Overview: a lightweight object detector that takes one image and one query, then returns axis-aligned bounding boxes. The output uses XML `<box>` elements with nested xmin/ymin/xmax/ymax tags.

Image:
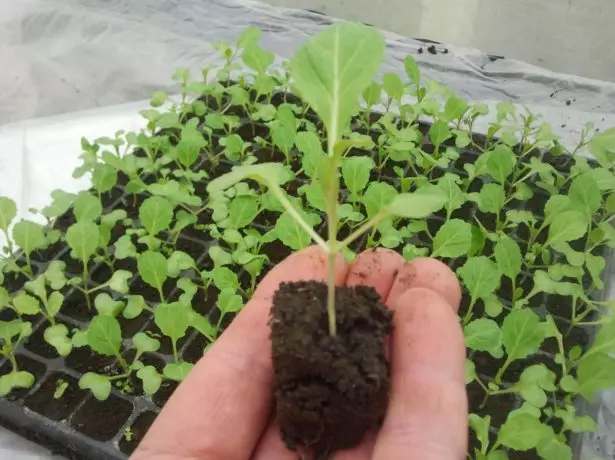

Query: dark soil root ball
<box><xmin>270</xmin><ymin>280</ymin><xmax>393</xmax><ymax>457</ymax></box>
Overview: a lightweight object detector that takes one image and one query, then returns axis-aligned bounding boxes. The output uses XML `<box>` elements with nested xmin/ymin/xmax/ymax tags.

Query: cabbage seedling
<box><xmin>208</xmin><ymin>22</ymin><xmax>447</xmax><ymax>335</ymax></box>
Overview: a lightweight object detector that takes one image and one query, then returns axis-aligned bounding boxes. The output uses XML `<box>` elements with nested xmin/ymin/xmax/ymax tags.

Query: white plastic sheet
<box><xmin>1</xmin><ymin>0</ymin><xmax>615</xmax><ymax>459</ymax></box>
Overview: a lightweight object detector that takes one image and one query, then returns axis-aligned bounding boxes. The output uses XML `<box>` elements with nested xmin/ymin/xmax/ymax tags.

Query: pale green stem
<box><xmin>269</xmin><ymin>185</ymin><xmax>328</xmax><ymax>251</ymax></box>
<box><xmin>336</xmin><ymin>211</ymin><xmax>387</xmax><ymax>252</ymax></box>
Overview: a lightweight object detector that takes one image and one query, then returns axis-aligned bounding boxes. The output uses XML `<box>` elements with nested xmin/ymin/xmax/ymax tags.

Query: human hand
<box><xmin>132</xmin><ymin>246</ymin><xmax>467</xmax><ymax>460</ymax></box>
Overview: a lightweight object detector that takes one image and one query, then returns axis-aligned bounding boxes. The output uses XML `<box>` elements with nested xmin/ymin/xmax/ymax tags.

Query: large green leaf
<box><xmin>0</xmin><ymin>196</ymin><xmax>17</xmax><ymax>231</ymax></box>
<box><xmin>501</xmin><ymin>309</ymin><xmax>545</xmax><ymax>362</ymax></box>
<box><xmin>12</xmin><ymin>220</ymin><xmax>46</xmax><ymax>255</ymax></box>
<box><xmin>497</xmin><ymin>413</ymin><xmax>551</xmax><ymax>451</ymax></box>
<box><xmin>66</xmin><ymin>221</ymin><xmax>100</xmax><ymax>261</ymax></box>
<box><xmin>87</xmin><ymin>315</ymin><xmax>122</xmax><ymax>356</ymax></box>
<box><xmin>457</xmin><ymin>256</ymin><xmax>500</xmax><ymax>302</ymax></box>
<box><xmin>432</xmin><ymin>219</ymin><xmax>472</xmax><ymax>258</ymax></box>
<box><xmin>137</xmin><ymin>251</ymin><xmax>168</xmax><ymax>292</ymax></box>
<box><xmin>494</xmin><ymin>236</ymin><xmax>522</xmax><ymax>280</ymax></box>
<box><xmin>139</xmin><ymin>196</ymin><xmax>174</xmax><ymax>236</ymax></box>
<box><xmin>289</xmin><ymin>22</ymin><xmax>385</xmax><ymax>150</ymax></box>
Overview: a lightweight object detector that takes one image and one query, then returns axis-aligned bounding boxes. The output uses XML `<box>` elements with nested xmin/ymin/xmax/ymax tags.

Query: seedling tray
<box><xmin>0</xmin><ymin>108</ymin><xmax>603</xmax><ymax>459</ymax></box>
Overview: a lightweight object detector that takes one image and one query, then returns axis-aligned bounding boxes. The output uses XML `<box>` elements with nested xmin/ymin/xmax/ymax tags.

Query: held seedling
<box><xmin>208</xmin><ymin>23</ymin><xmax>447</xmax><ymax>335</ymax></box>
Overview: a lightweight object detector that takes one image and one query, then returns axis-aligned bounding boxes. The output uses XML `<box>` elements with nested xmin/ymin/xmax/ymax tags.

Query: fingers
<box><xmin>132</xmin><ymin>246</ymin><xmax>349</xmax><ymax>460</ymax></box>
<box><xmin>387</xmin><ymin>257</ymin><xmax>462</xmax><ymax>311</ymax></box>
<box><xmin>345</xmin><ymin>248</ymin><xmax>405</xmax><ymax>301</ymax></box>
<box><xmin>252</xmin><ymin>420</ymin><xmax>296</xmax><ymax>460</ymax></box>
<box><xmin>373</xmin><ymin>258</ymin><xmax>467</xmax><ymax>460</ymax></box>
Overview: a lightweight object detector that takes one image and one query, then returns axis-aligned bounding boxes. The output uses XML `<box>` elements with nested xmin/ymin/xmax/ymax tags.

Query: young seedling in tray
<box><xmin>207</xmin><ymin>22</ymin><xmax>448</xmax><ymax>456</ymax></box>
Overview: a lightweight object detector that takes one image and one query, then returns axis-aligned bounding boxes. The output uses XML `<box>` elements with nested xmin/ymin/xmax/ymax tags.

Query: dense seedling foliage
<box><xmin>1</xmin><ymin>23</ymin><xmax>615</xmax><ymax>459</ymax></box>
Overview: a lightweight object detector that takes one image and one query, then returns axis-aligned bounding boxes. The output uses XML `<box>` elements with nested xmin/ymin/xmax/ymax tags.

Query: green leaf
<box><xmin>274</xmin><ymin>211</ymin><xmax>313</xmax><ymax>251</ymax></box>
<box><xmin>444</xmin><ymin>96</ymin><xmax>468</xmax><ymax>122</ymax></box>
<box><xmin>494</xmin><ymin>236</ymin><xmax>522</xmax><ymax>280</ymax></box>
<box><xmin>464</xmin><ymin>318</ymin><xmax>503</xmax><ymax>358</ymax></box>
<box><xmin>136</xmin><ymin>366</ymin><xmax>162</xmax><ymax>395</ymax></box>
<box><xmin>42</xmin><ymin>190</ymin><xmax>76</xmax><ymax>219</ymax></box>
<box><xmin>207</xmin><ymin>163</ymin><xmax>292</xmax><ymax>195</ymax></box>
<box><xmin>582</xmin><ymin>320</ymin><xmax>615</xmax><ymax>362</ymax></box>
<box><xmin>486</xmin><ymin>145</ymin><xmax>515</xmax><ymax>184</ymax></box>
<box><xmin>47</xmin><ymin>292</ymin><xmax>64</xmax><ymax>315</ymax></box>
<box><xmin>501</xmin><ymin>309</ymin><xmax>545</xmax><ymax>362</ymax></box>
<box><xmin>123</xmin><ymin>295</ymin><xmax>147</xmax><ymax>319</ymax></box>
<box><xmin>79</xmin><ymin>373</ymin><xmax>111</xmax><ymax>401</ymax></box>
<box><xmin>242</xmin><ymin>43</ymin><xmax>274</xmax><ymax>75</ymax></box>
<box><xmin>457</xmin><ymin>256</ymin><xmax>500</xmax><ymax>302</ymax></box>
<box><xmin>211</xmin><ymin>267</ymin><xmax>240</xmax><ymax>291</ymax></box>
<box><xmin>588</xmin><ymin>128</ymin><xmax>615</xmax><ymax>169</ymax></box>
<box><xmin>133</xmin><ymin>332</ymin><xmax>160</xmax><ymax>353</ymax></box>
<box><xmin>74</xmin><ymin>192</ymin><xmax>102</xmax><ymax>222</ymax></box>
<box><xmin>91</xmin><ymin>164</ymin><xmax>118</xmax><ymax>193</ymax></box>
<box><xmin>404</xmin><ymin>55</ymin><xmax>421</xmax><ymax>87</ymax></box>
<box><xmin>428</xmin><ymin>120</ymin><xmax>452</xmax><ymax>147</ymax></box>
<box><xmin>44</xmin><ymin>324</ymin><xmax>72</xmax><ymax>357</ymax></box>
<box><xmin>163</xmin><ymin>362</ymin><xmax>194</xmax><ymax>382</ymax></box>
<box><xmin>468</xmin><ymin>413</ymin><xmax>491</xmax><ymax>453</ymax></box>
<box><xmin>569</xmin><ymin>173</ymin><xmax>601</xmax><ymax>217</ymax></box>
<box><xmin>295</xmin><ymin>131</ymin><xmax>324</xmax><ymax>178</ymax></box>
<box><xmin>139</xmin><ymin>196</ymin><xmax>173</xmax><ymax>236</ymax></box>
<box><xmin>474</xmin><ymin>184</ymin><xmax>505</xmax><ymax>214</ymax></box>
<box><xmin>13</xmin><ymin>292</ymin><xmax>41</xmax><ymax>315</ymax></box>
<box><xmin>167</xmin><ymin>251</ymin><xmax>195</xmax><ymax>278</ymax></box>
<box><xmin>383</xmin><ymin>72</ymin><xmax>403</xmax><ymax>101</ymax></box>
<box><xmin>363</xmin><ymin>182</ymin><xmax>397</xmax><ymax>219</ymax></box>
<box><xmin>45</xmin><ymin>261</ymin><xmax>67</xmax><ymax>290</ymax></box>
<box><xmin>209</xmin><ymin>246</ymin><xmax>233</xmax><ymax>267</ymax></box>
<box><xmin>362</xmin><ymin>81</ymin><xmax>381</xmax><ymax>106</ymax></box>
<box><xmin>178</xmin><ymin>119</ymin><xmax>207</xmax><ymax>168</ymax></box>
<box><xmin>218</xmin><ymin>289</ymin><xmax>244</xmax><ymax>314</ymax></box>
<box><xmin>341</xmin><ymin>156</ymin><xmax>374</xmax><ymax>196</ymax></box>
<box><xmin>155</xmin><ymin>302</ymin><xmax>190</xmax><ymax>344</ymax></box>
<box><xmin>387</xmin><ymin>186</ymin><xmax>447</xmax><ymax>219</ymax></box>
<box><xmin>0</xmin><ymin>371</ymin><xmax>35</xmax><ymax>396</ymax></box>
<box><xmin>547</xmin><ymin>211</ymin><xmax>587</xmax><ymax>245</ymax></box>
<box><xmin>114</xmin><ymin>235</ymin><xmax>137</xmax><ymax>260</ymax></box>
<box><xmin>432</xmin><ymin>219</ymin><xmax>472</xmax><ymax>258</ymax></box>
<box><xmin>290</xmin><ymin>22</ymin><xmax>385</xmax><ymax>150</ymax></box>
<box><xmin>537</xmin><ymin>437</ymin><xmax>572</xmax><ymax>460</ymax></box>
<box><xmin>0</xmin><ymin>196</ymin><xmax>17</xmax><ymax>231</ymax></box>
<box><xmin>13</xmin><ymin>220</ymin><xmax>47</xmax><ymax>255</ymax></box>
<box><xmin>87</xmin><ymin>315</ymin><xmax>122</xmax><ymax>356</ymax></box>
<box><xmin>94</xmin><ymin>293</ymin><xmax>124</xmax><ymax>316</ymax></box>
<box><xmin>137</xmin><ymin>251</ymin><xmax>168</xmax><ymax>292</ymax></box>
<box><xmin>108</xmin><ymin>270</ymin><xmax>132</xmax><ymax>295</ymax></box>
<box><xmin>437</xmin><ymin>174</ymin><xmax>465</xmax><ymax>217</ymax></box>
<box><xmin>586</xmin><ymin>253</ymin><xmax>605</xmax><ymax>289</ymax></box>
<box><xmin>497</xmin><ymin>413</ymin><xmax>551</xmax><ymax>451</ymax></box>
<box><xmin>517</xmin><ymin>364</ymin><xmax>557</xmax><ymax>408</ymax></box>
<box><xmin>0</xmin><ymin>319</ymin><xmax>30</xmax><ymax>342</ymax></box>
<box><xmin>228</xmin><ymin>195</ymin><xmax>259</xmax><ymax>229</ymax></box>
<box><xmin>150</xmin><ymin>90</ymin><xmax>167</xmax><ymax>107</ymax></box>
<box><xmin>66</xmin><ymin>221</ymin><xmax>99</xmax><ymax>261</ymax></box>
<box><xmin>484</xmin><ymin>294</ymin><xmax>504</xmax><ymax>317</ymax></box>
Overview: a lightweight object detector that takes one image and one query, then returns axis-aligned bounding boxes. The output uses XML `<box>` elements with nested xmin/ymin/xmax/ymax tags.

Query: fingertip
<box><xmin>346</xmin><ymin>248</ymin><xmax>405</xmax><ymax>301</ymax></box>
<box><xmin>387</xmin><ymin>257</ymin><xmax>461</xmax><ymax>312</ymax></box>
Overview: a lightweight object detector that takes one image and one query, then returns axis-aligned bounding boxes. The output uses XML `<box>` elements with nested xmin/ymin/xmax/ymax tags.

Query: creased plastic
<box><xmin>1</xmin><ymin>0</ymin><xmax>615</xmax><ymax>459</ymax></box>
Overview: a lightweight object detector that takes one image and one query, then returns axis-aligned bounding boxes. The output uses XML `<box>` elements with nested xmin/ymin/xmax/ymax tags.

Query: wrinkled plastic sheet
<box><xmin>1</xmin><ymin>0</ymin><xmax>615</xmax><ymax>459</ymax></box>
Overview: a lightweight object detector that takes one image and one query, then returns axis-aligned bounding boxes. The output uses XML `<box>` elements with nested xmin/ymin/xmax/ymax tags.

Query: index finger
<box><xmin>373</xmin><ymin>258</ymin><xmax>467</xmax><ymax>460</ymax></box>
<box><xmin>132</xmin><ymin>246</ymin><xmax>349</xmax><ymax>460</ymax></box>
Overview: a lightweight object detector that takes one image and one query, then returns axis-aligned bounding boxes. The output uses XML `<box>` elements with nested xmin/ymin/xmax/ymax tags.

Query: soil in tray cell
<box><xmin>119</xmin><ymin>410</ymin><xmax>159</xmax><ymax>455</ymax></box>
<box><xmin>261</xmin><ymin>239</ymin><xmax>293</xmax><ymax>265</ymax></box>
<box><xmin>3</xmin><ymin>270</ymin><xmax>34</xmax><ymax>294</ymax></box>
<box><xmin>270</xmin><ymin>281</ymin><xmax>391</xmax><ymax>456</ymax></box>
<box><xmin>466</xmin><ymin>380</ymin><xmax>520</xmax><ymax>429</ymax></box>
<box><xmin>152</xmin><ymin>379</ymin><xmax>179</xmax><ymax>409</ymax></box>
<box><xmin>60</xmin><ymin>290</ymin><xmax>98</xmax><ymax>323</ymax></box>
<box><xmin>70</xmin><ymin>393</ymin><xmax>133</xmax><ymax>442</ymax></box>
<box><xmin>174</xmin><ymin>236</ymin><xmax>208</xmax><ymax>257</ymax></box>
<box><xmin>129</xmin><ymin>276</ymin><xmax>179</xmax><ymax>304</ymax></box>
<box><xmin>30</xmin><ymin>241</ymin><xmax>66</xmax><ymax>264</ymax></box>
<box><xmin>24</xmin><ymin>372</ymin><xmax>86</xmax><ymax>422</ymax></box>
<box><xmin>0</xmin><ymin>355</ymin><xmax>47</xmax><ymax>401</ymax></box>
<box><xmin>65</xmin><ymin>347</ymin><xmax>116</xmax><ymax>375</ymax></box>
